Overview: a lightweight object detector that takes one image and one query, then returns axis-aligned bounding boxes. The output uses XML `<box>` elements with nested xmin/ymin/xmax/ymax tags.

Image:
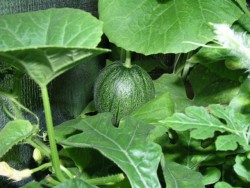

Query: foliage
<box><xmin>0</xmin><ymin>1</ymin><xmax>250</xmax><ymax>188</ymax></box>
<box><xmin>98</xmin><ymin>0</ymin><xmax>242</xmax><ymax>55</ymax></box>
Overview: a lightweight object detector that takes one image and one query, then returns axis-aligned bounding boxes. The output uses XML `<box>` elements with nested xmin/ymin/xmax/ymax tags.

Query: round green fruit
<box><xmin>94</xmin><ymin>61</ymin><xmax>155</xmax><ymax>124</ymax></box>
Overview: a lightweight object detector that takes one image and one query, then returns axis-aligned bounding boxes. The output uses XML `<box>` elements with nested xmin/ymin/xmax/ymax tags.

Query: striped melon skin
<box><xmin>94</xmin><ymin>61</ymin><xmax>155</xmax><ymax>124</ymax></box>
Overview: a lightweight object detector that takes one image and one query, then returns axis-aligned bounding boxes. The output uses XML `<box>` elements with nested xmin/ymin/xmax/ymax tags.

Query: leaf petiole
<box><xmin>40</xmin><ymin>85</ymin><xmax>66</xmax><ymax>182</ymax></box>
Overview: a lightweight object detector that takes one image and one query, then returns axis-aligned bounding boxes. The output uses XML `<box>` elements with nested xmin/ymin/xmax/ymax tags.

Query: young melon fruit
<box><xmin>94</xmin><ymin>61</ymin><xmax>155</xmax><ymax>124</ymax></box>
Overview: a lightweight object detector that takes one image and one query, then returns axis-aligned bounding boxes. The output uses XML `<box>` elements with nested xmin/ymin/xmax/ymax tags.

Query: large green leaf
<box><xmin>0</xmin><ymin>8</ymin><xmax>101</xmax><ymax>49</ymax></box>
<box><xmin>98</xmin><ymin>0</ymin><xmax>242</xmax><ymax>55</ymax></box>
<box><xmin>59</xmin><ymin>113</ymin><xmax>162</xmax><ymax>188</ymax></box>
<box><xmin>0</xmin><ymin>120</ymin><xmax>33</xmax><ymax>158</ymax></box>
<box><xmin>163</xmin><ymin>104</ymin><xmax>250</xmax><ymax>151</ymax></box>
<box><xmin>161</xmin><ymin>157</ymin><xmax>205</xmax><ymax>188</ymax></box>
<box><xmin>0</xmin><ymin>8</ymin><xmax>108</xmax><ymax>86</ymax></box>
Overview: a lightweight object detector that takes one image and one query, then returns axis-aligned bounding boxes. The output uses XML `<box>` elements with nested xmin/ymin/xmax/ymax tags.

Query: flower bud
<box><xmin>33</xmin><ymin>148</ymin><xmax>45</xmax><ymax>164</ymax></box>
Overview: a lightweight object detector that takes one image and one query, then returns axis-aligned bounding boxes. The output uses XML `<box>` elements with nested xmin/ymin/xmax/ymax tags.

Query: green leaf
<box><xmin>188</xmin><ymin>48</ymin><xmax>245</xmax><ymax>79</ymax></box>
<box><xmin>0</xmin><ymin>8</ymin><xmax>102</xmax><ymax>50</ymax></box>
<box><xmin>154</xmin><ymin>74</ymin><xmax>192</xmax><ymax>112</ymax></box>
<box><xmin>229</xmin><ymin>78</ymin><xmax>250</xmax><ymax>114</ymax></box>
<box><xmin>131</xmin><ymin>92</ymin><xmax>174</xmax><ymax>124</ymax></box>
<box><xmin>54</xmin><ymin>179</ymin><xmax>98</xmax><ymax>188</ymax></box>
<box><xmin>161</xmin><ymin>157</ymin><xmax>205</xmax><ymax>188</ymax></box>
<box><xmin>215</xmin><ymin>135</ymin><xmax>240</xmax><ymax>151</ymax></box>
<box><xmin>54</xmin><ymin>118</ymin><xmax>82</xmax><ymax>141</ymax></box>
<box><xmin>189</xmin><ymin>65</ymin><xmax>241</xmax><ymax>106</ymax></box>
<box><xmin>233</xmin><ymin>155</ymin><xmax>250</xmax><ymax>182</ymax></box>
<box><xmin>163</xmin><ymin>104</ymin><xmax>250</xmax><ymax>151</ymax></box>
<box><xmin>154</xmin><ymin>71</ymin><xmax>239</xmax><ymax>114</ymax></box>
<box><xmin>163</xmin><ymin>131</ymin><xmax>226</xmax><ymax>170</ymax></box>
<box><xmin>60</xmin><ymin>113</ymin><xmax>162</xmax><ymax>188</ymax></box>
<box><xmin>0</xmin><ymin>120</ymin><xmax>33</xmax><ymax>158</ymax></box>
<box><xmin>0</xmin><ymin>8</ymin><xmax>108</xmax><ymax>86</ymax></box>
<box><xmin>237</xmin><ymin>14</ymin><xmax>250</xmax><ymax>33</ymax></box>
<box><xmin>214</xmin><ymin>182</ymin><xmax>234</xmax><ymax>188</ymax></box>
<box><xmin>163</xmin><ymin>105</ymin><xmax>225</xmax><ymax>138</ymax></box>
<box><xmin>99</xmin><ymin>0</ymin><xmax>242</xmax><ymax>55</ymax></box>
<box><xmin>165</xmin><ymin>105</ymin><xmax>250</xmax><ymax>151</ymax></box>
<box><xmin>202</xmin><ymin>167</ymin><xmax>221</xmax><ymax>185</ymax></box>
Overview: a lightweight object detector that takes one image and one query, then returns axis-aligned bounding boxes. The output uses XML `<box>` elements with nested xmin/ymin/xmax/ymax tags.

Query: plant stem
<box><xmin>44</xmin><ymin>175</ymin><xmax>61</xmax><ymax>187</ymax></box>
<box><xmin>27</xmin><ymin>137</ymin><xmax>51</xmax><ymax>158</ymax></box>
<box><xmin>85</xmin><ymin>173</ymin><xmax>125</xmax><ymax>185</ymax></box>
<box><xmin>236</xmin><ymin>0</ymin><xmax>250</xmax><ymax>17</ymax></box>
<box><xmin>31</xmin><ymin>162</ymin><xmax>52</xmax><ymax>173</ymax></box>
<box><xmin>123</xmin><ymin>51</ymin><xmax>132</xmax><ymax>68</ymax></box>
<box><xmin>60</xmin><ymin>165</ymin><xmax>74</xmax><ymax>179</ymax></box>
<box><xmin>40</xmin><ymin>85</ymin><xmax>66</xmax><ymax>182</ymax></box>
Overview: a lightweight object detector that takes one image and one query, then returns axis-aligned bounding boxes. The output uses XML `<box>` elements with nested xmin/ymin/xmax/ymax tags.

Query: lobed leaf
<box><xmin>0</xmin><ymin>120</ymin><xmax>33</xmax><ymax>158</ymax></box>
<box><xmin>59</xmin><ymin>113</ymin><xmax>162</xmax><ymax>188</ymax></box>
<box><xmin>163</xmin><ymin>104</ymin><xmax>250</xmax><ymax>151</ymax></box>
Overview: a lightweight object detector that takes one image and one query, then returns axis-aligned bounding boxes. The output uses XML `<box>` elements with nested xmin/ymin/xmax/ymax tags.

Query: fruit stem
<box><xmin>123</xmin><ymin>51</ymin><xmax>132</xmax><ymax>68</ymax></box>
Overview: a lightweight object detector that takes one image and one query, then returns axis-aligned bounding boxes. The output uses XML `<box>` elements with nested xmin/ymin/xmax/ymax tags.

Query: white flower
<box><xmin>0</xmin><ymin>162</ymin><xmax>32</xmax><ymax>181</ymax></box>
<box><xmin>211</xmin><ymin>23</ymin><xmax>250</xmax><ymax>71</ymax></box>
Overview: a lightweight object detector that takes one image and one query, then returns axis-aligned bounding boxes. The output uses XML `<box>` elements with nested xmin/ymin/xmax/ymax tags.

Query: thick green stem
<box><xmin>85</xmin><ymin>173</ymin><xmax>125</xmax><ymax>185</ymax></box>
<box><xmin>40</xmin><ymin>86</ymin><xmax>66</xmax><ymax>182</ymax></box>
<box><xmin>236</xmin><ymin>0</ymin><xmax>250</xmax><ymax>17</ymax></box>
<box><xmin>123</xmin><ymin>51</ymin><xmax>132</xmax><ymax>68</ymax></box>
